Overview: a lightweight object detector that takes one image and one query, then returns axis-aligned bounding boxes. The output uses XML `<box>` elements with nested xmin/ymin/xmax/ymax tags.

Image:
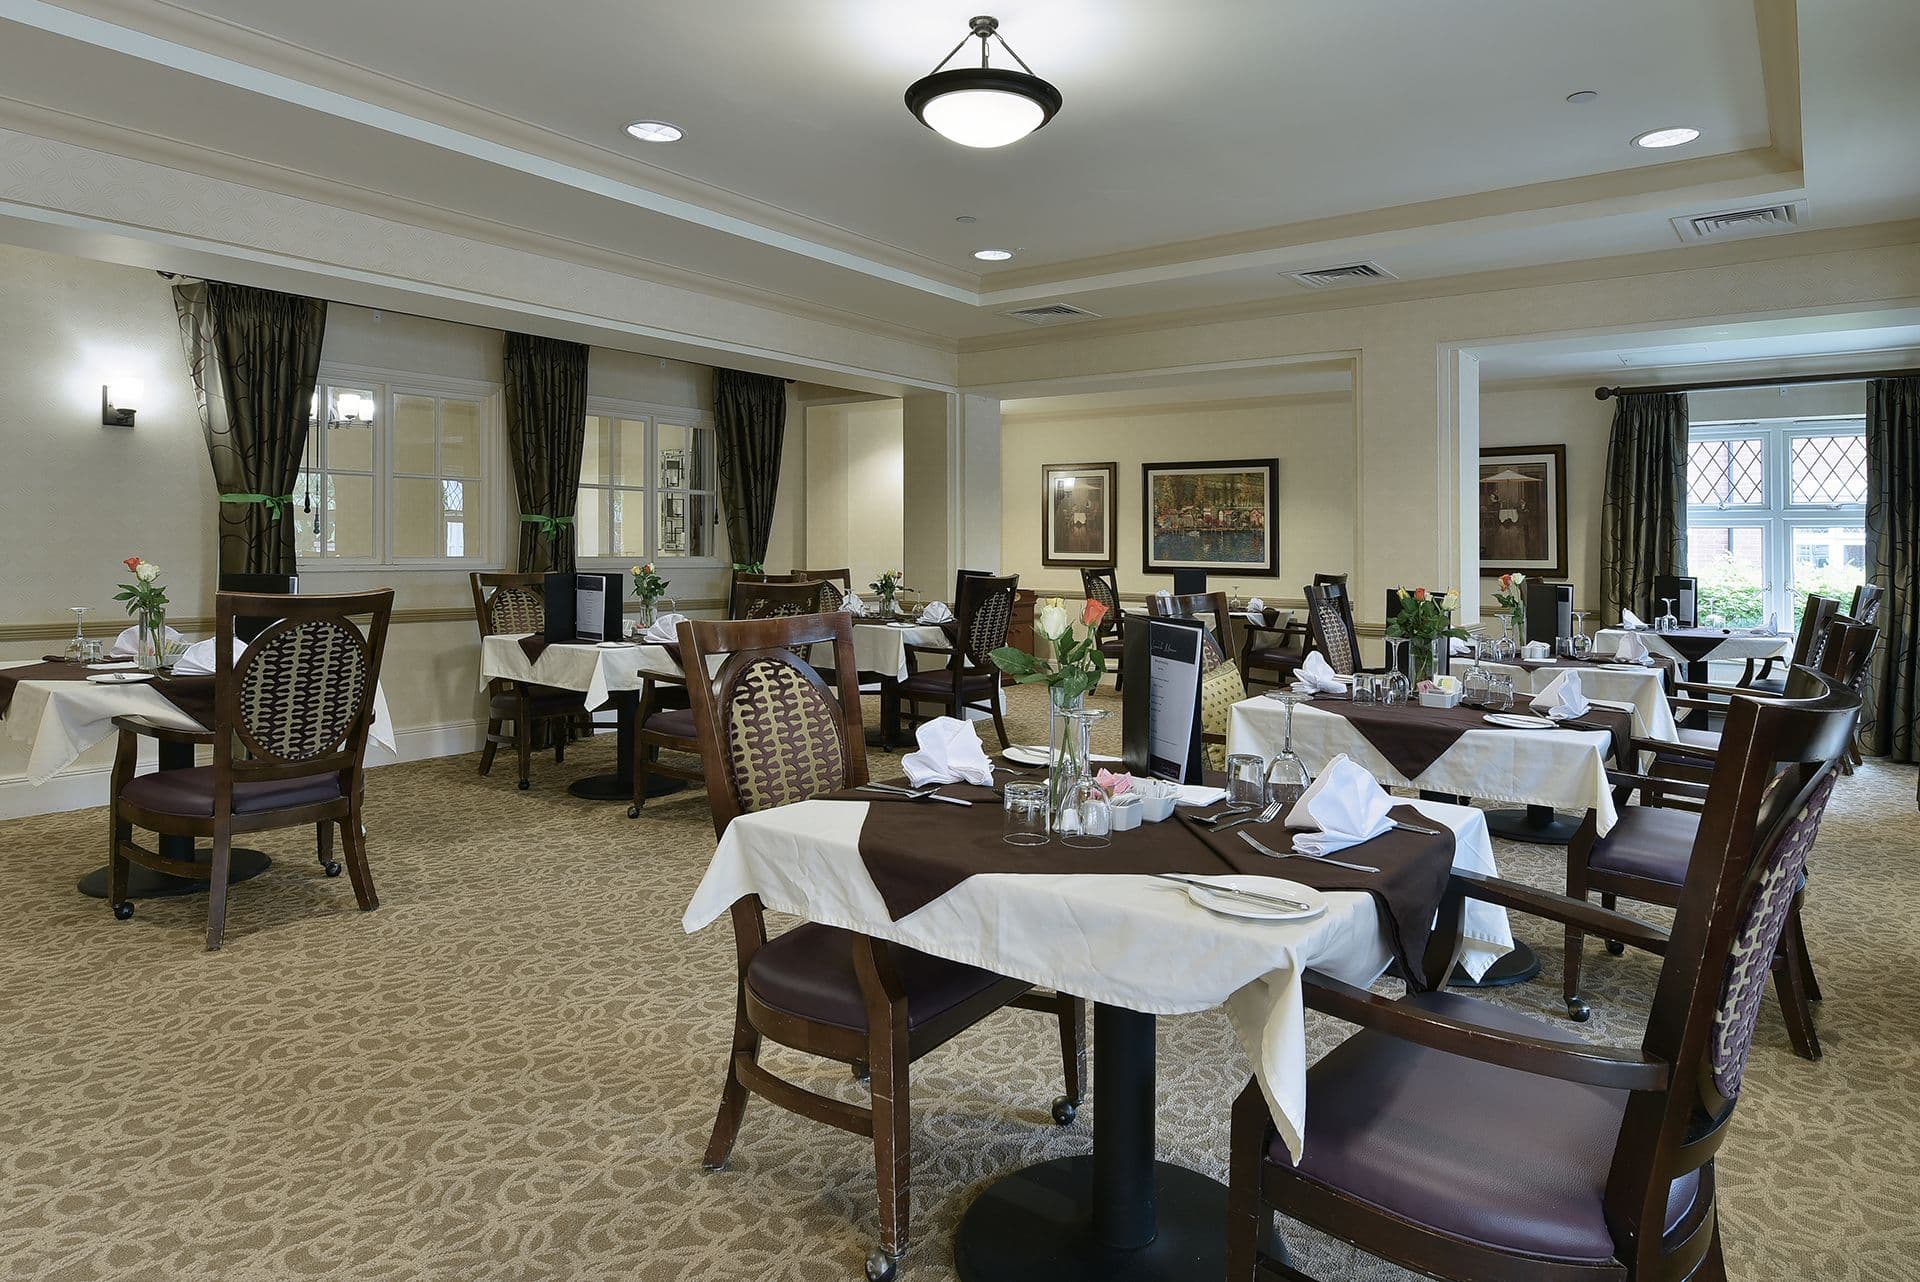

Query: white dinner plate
<box><xmin>1001</xmin><ymin>744</ymin><xmax>1124</xmax><ymax>768</ymax></box>
<box><xmin>596</xmin><ymin>640</ymin><xmax>637</xmax><ymax>649</ymax></box>
<box><xmin>1183</xmin><ymin>876</ymin><xmax>1328</xmax><ymax>923</ymax></box>
<box><xmin>87</xmin><ymin>672</ymin><xmax>155</xmax><ymax>684</ymax></box>
<box><xmin>86</xmin><ymin>662</ymin><xmax>137</xmax><ymax>671</ymax></box>
<box><xmin>1599</xmin><ymin>662</ymin><xmax>1654</xmax><ymax>672</ymax></box>
<box><xmin>1483</xmin><ymin>712</ymin><xmax>1556</xmax><ymax>729</ymax></box>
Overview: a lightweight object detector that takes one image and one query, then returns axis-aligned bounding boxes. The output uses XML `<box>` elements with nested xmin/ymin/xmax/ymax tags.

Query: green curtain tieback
<box><xmin>520</xmin><ymin>514</ymin><xmax>575</xmax><ymax>540</ymax></box>
<box><xmin>220</xmin><ymin>493</ymin><xmax>296</xmax><ymax>520</ymax></box>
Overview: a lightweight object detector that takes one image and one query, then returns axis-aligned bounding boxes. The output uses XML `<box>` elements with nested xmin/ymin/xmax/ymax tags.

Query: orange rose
<box><xmin>1413</xmin><ymin>586</ymin><xmax>1429</xmax><ymax>602</ymax></box>
<box><xmin>1499</xmin><ymin>573</ymin><xmax>1511</xmax><ymax>590</ymax></box>
<box><xmin>1082</xmin><ymin>598</ymin><xmax>1109</xmax><ymax>628</ymax></box>
<box><xmin>124</xmin><ymin>557</ymin><xmax>142</xmax><ymax>572</ymax></box>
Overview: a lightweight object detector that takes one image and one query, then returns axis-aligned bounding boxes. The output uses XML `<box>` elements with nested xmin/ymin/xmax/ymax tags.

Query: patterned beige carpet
<box><xmin>1</xmin><ymin>684</ymin><xmax>1916</xmax><ymax>1282</ymax></box>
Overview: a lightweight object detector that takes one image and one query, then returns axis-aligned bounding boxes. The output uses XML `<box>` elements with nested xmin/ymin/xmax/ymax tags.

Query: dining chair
<box><xmin>886</xmin><ymin>572</ymin><xmax>1017</xmax><ymax>749</ymax></box>
<box><xmin>1302</xmin><ymin>575</ymin><xmax>1375</xmax><ymax>676</ymax></box>
<box><xmin>1737</xmin><ymin>593</ymin><xmax>1839</xmax><ymax>694</ymax></box>
<box><xmin>470</xmin><ymin>572</ymin><xmax>590</xmax><ymax>790</ymax></box>
<box><xmin>682</xmin><ymin>611</ymin><xmax>1085</xmax><ymax>1282</ymax></box>
<box><xmin>1563</xmin><ymin>619</ymin><xmax>1879</xmax><ymax>1054</ymax></box>
<box><xmin>1080</xmin><ymin>565</ymin><xmax>1128</xmax><ymax>690</ymax></box>
<box><xmin>1147</xmin><ymin>590</ymin><xmax>1247</xmax><ymax>769</ymax></box>
<box><xmin>793</xmin><ymin>568</ymin><xmax>853</xmax><ymax>612</ymax></box>
<box><xmin>1226</xmin><ymin>663</ymin><xmax>1862</xmax><ymax>1282</ymax></box>
<box><xmin>107</xmin><ymin>589</ymin><xmax>394</xmax><ymax>950</ymax></box>
<box><xmin>1238</xmin><ymin>606</ymin><xmax>1310</xmax><ymax>694</ymax></box>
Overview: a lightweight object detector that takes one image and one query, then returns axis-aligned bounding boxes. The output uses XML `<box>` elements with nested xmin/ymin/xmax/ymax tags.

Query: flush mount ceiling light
<box><xmin>1632</xmin><ymin>125</ymin><xmax>1701</xmax><ymax>149</ymax></box>
<box><xmin>625</xmin><ymin>120</ymin><xmax>684</xmax><ymax>143</ymax></box>
<box><xmin>906</xmin><ymin>15</ymin><xmax>1061</xmax><ymax>148</ymax></box>
<box><xmin>973</xmin><ymin>248</ymin><xmax>1015</xmax><ymax>261</ymax></box>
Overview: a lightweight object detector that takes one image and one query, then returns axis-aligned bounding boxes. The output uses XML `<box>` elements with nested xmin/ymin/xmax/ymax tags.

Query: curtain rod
<box><xmin>1594</xmin><ymin>366</ymin><xmax>1920</xmax><ymax>400</ymax></box>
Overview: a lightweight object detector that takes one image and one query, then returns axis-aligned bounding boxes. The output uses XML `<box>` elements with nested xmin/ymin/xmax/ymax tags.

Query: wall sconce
<box><xmin>102</xmin><ymin>378</ymin><xmax>144</xmax><ymax>428</ymax></box>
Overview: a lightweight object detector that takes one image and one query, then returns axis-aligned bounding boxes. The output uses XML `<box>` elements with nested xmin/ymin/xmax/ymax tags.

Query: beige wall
<box><xmin>802</xmin><ymin>400</ymin><xmax>903</xmax><ymax>582</ymax></box>
<box><xmin>999</xmin><ymin>394</ymin><xmax>1358</xmax><ymax>601</ymax></box>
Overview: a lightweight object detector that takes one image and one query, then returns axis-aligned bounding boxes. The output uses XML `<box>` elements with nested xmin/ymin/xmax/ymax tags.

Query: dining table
<box><xmin>1471</xmin><ymin>655</ymin><xmax>1680</xmax><ymax>745</ymax></box>
<box><xmin>684</xmin><ymin>781</ymin><xmax>1511</xmax><ymax>1281</ymax></box>
<box><xmin>0</xmin><ymin>657</ymin><xmax>395</xmax><ymax>898</ymax></box>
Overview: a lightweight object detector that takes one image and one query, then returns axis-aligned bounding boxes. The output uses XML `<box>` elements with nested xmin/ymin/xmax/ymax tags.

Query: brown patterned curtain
<box><xmin>1864</xmin><ymin>377</ymin><xmax>1919</xmax><ymax>761</ymax></box>
<box><xmin>1600</xmin><ymin>391</ymin><xmax>1689</xmax><ymax>622</ymax></box>
<box><xmin>714</xmin><ymin>368</ymin><xmax>788</xmax><ymax>566</ymax></box>
<box><xmin>504</xmin><ymin>333</ymin><xmax>590</xmax><ymax>574</ymax></box>
<box><xmin>172</xmin><ymin>281</ymin><xmax>328</xmax><ymax>575</ymax></box>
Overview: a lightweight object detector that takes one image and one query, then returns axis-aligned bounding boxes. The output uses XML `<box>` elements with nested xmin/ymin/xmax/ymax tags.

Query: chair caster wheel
<box><xmin>864</xmin><ymin>1249</ymin><xmax>899</xmax><ymax>1282</ymax></box>
<box><xmin>627</xmin><ymin>804</ymin><xmax>642</xmax><ymax>819</ymax></box>
<box><xmin>112</xmin><ymin>901</ymin><xmax>134</xmax><ymax>921</ymax></box>
<box><xmin>321</xmin><ymin>861</ymin><xmax>342</xmax><ymax>878</ymax></box>
<box><xmin>518</xmin><ymin>780</ymin><xmax>530</xmax><ymax>791</ymax></box>
<box><xmin>1050</xmin><ymin>1095</ymin><xmax>1078</xmax><ymax>1125</ymax></box>
<box><xmin>1605</xmin><ymin>940</ymin><xmax>1625</xmax><ymax>956</ymax></box>
<box><xmin>1566</xmin><ymin>998</ymin><xmax>1591</xmax><ymax>1022</ymax></box>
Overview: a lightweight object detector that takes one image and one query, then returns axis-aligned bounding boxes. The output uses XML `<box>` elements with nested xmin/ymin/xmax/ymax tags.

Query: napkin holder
<box><xmin>1418</xmin><ymin>686</ymin><xmax>1462</xmax><ymax>708</ymax></box>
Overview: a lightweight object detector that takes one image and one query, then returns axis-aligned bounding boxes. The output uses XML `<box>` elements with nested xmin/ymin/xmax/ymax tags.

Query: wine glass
<box><xmin>1486</xmin><ymin>672</ymin><xmax>1516</xmax><ymax>712</ymax></box>
<box><xmin>1658</xmin><ymin>597</ymin><xmax>1679</xmax><ymax>633</ymax></box>
<box><xmin>1263</xmin><ymin>692</ymin><xmax>1312</xmax><ymax>809</ymax></box>
<box><xmin>1570</xmin><ymin>610</ymin><xmax>1591</xmax><ymax>659</ymax></box>
<box><xmin>64</xmin><ymin>606</ymin><xmax>91</xmax><ymax>662</ymax></box>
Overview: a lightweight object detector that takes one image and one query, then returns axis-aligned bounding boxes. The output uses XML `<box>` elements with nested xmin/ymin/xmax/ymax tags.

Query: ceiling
<box><xmin>0</xmin><ymin>0</ymin><xmax>1915</xmax><ymax>343</ymax></box>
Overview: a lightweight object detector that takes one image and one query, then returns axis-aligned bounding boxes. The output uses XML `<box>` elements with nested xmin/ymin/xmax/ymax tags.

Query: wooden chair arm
<box><xmin>111</xmin><ymin>715</ymin><xmax>213</xmax><ymax>746</ymax></box>
<box><xmin>1301</xmin><ymin>970</ymin><xmax>1670</xmax><ymax>1091</ymax></box>
<box><xmin>1449</xmin><ymin>869</ymin><xmax>1671</xmax><ymax>958</ymax></box>
<box><xmin>1606</xmin><ymin>767</ymin><xmax>1711</xmax><ymax>799</ymax></box>
<box><xmin>1638</xmin><ymin>736</ymin><xmax>1718</xmax><ymax>762</ymax></box>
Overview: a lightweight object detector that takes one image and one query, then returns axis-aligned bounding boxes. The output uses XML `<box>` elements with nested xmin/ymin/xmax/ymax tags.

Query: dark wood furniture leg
<box><xmin>567</xmin><ymin>690</ymin><xmax>683</xmax><ymax>802</ymax></box>
<box><xmin>77</xmin><ymin>738</ymin><xmax>270</xmax><ymax>899</ymax></box>
<box><xmin>951</xmin><ymin>1004</ymin><xmax>1228</xmax><ymax>1281</ymax></box>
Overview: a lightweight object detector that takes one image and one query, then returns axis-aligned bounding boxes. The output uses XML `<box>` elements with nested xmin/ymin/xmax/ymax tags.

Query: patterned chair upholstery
<box><xmin>1304</xmin><ymin>578</ymin><xmax>1362</xmax><ymax>675</ymax></box>
<box><xmin>469</xmin><ymin>573</ymin><xmax>589</xmax><ymax>790</ymax></box>
<box><xmin>108</xmin><ymin>589</ymin><xmax>395</xmax><ymax>950</ymax></box>
<box><xmin>681</xmin><ymin>611</ymin><xmax>1086</xmax><ymax>1281</ymax></box>
<box><xmin>794</xmin><ymin>569</ymin><xmax>853</xmax><ymax>615</ymax></box>
<box><xmin>886</xmin><ymin>572</ymin><xmax>1018</xmax><ymax>749</ymax></box>
<box><xmin>1080</xmin><ymin>567</ymin><xmax>1127</xmax><ymax>689</ymax></box>
<box><xmin>1227</xmin><ymin>666</ymin><xmax>1864</xmax><ymax>1282</ymax></box>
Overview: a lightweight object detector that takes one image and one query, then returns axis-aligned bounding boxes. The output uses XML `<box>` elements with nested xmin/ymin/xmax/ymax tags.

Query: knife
<box><xmin>1154</xmin><ymin>873</ymin><xmax>1311</xmax><ymax>912</ymax></box>
<box><xmin>857</xmin><ymin>782</ymin><xmax>973</xmax><ymax>806</ymax></box>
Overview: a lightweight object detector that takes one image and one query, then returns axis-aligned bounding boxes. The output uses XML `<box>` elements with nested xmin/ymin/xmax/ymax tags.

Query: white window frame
<box><xmin>1686</xmin><ymin>415</ymin><xmax>1866</xmax><ymax>624</ymax></box>
<box><xmin>299</xmin><ymin>362</ymin><xmax>504</xmax><ymax>572</ymax></box>
<box><xmin>575</xmin><ymin>397</ymin><xmax>722</xmax><ymax>570</ymax></box>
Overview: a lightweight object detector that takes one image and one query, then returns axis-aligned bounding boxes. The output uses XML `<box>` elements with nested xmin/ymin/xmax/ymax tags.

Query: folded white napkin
<box><xmin>1173</xmin><ymin>783</ymin><xmax>1228</xmax><ymax>807</ymax></box>
<box><xmin>1619</xmin><ymin>609</ymin><xmax>1647</xmax><ymax>630</ymax></box>
<box><xmin>1283</xmin><ymin>754</ymin><xmax>1394</xmax><ymax>855</ymax></box>
<box><xmin>643</xmin><ymin>612</ymin><xmax>688</xmax><ymax>644</ymax></box>
<box><xmin>1613</xmin><ymin>631</ymin><xmax>1651</xmax><ymax>663</ymax></box>
<box><xmin>171</xmin><ymin>636</ymin><xmax>245</xmax><ymax>677</ymax></box>
<box><xmin>1448</xmin><ymin>636</ymin><xmax>1473</xmax><ymax>656</ymax></box>
<box><xmin>110</xmin><ymin>623</ymin><xmax>183</xmax><ymax>658</ymax></box>
<box><xmin>1531</xmin><ymin>669</ymin><xmax>1592</xmax><ymax>721</ymax></box>
<box><xmin>917</xmin><ymin>600</ymin><xmax>955</xmax><ymax>625</ymax></box>
<box><xmin>1291</xmin><ymin>649</ymin><xmax>1346</xmax><ymax>695</ymax></box>
<box><xmin>901</xmin><ymin>716</ymin><xmax>996</xmax><ymax>787</ymax></box>
<box><xmin>1243</xmin><ymin>596</ymin><xmax>1266</xmax><ymax>623</ymax></box>
<box><xmin>842</xmin><ymin>591</ymin><xmax>869</xmax><ymax>617</ymax></box>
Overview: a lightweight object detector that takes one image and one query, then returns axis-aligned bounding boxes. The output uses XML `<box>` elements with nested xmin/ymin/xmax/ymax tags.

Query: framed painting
<box><xmin>1478</xmin><ymin>444</ymin><xmax>1568</xmax><ymax>578</ymax></box>
<box><xmin>1041</xmin><ymin>461</ymin><xmax>1119</xmax><ymax>567</ymax></box>
<box><xmin>1140</xmin><ymin>458</ymin><xmax>1279</xmax><ymax>575</ymax></box>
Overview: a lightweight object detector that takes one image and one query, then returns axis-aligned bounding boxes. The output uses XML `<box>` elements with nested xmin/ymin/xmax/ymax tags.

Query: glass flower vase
<box><xmin>1048</xmin><ymin>687</ymin><xmax>1088</xmax><ymax>835</ymax></box>
<box><xmin>137</xmin><ymin>608</ymin><xmax>166</xmax><ymax>673</ymax></box>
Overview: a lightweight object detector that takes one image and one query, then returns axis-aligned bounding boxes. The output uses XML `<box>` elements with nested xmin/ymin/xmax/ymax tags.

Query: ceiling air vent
<box><xmin>1286</xmin><ymin>261</ymin><xmax>1398</xmax><ymax>289</ymax></box>
<box><xmin>1673</xmin><ymin>200</ymin><xmax>1809</xmax><ymax>243</ymax></box>
<box><xmin>1002</xmin><ymin>302</ymin><xmax>1101</xmax><ymax>325</ymax></box>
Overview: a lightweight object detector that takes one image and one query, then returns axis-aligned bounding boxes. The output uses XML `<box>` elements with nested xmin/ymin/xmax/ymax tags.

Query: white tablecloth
<box><xmin>480</xmin><ymin>635</ymin><xmax>651</xmax><ymax>710</ymax></box>
<box><xmin>626</xmin><ymin>621</ymin><xmax>953</xmax><ymax>686</ymax></box>
<box><xmin>1475</xmin><ymin>660</ymin><xmax>1679</xmax><ymax>744</ymax></box>
<box><xmin>682</xmin><ymin>797</ymin><xmax>1511</xmax><ymax>1163</ymax></box>
<box><xmin>1593</xmin><ymin>627</ymin><xmax>1789</xmax><ymax>668</ymax></box>
<box><xmin>0</xmin><ymin>662</ymin><xmax>396</xmax><ymax>786</ymax></box>
<box><xmin>1228</xmin><ymin>695</ymin><xmax>1621</xmax><ymax>834</ymax></box>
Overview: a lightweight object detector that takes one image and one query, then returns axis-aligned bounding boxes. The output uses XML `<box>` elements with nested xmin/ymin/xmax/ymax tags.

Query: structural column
<box><xmin>902</xmin><ymin>391</ymin><xmax>1001</xmax><ymax>594</ymax></box>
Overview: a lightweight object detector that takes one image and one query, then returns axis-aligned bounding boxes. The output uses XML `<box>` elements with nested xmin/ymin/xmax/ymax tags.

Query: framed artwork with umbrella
<box><xmin>1479</xmin><ymin>444</ymin><xmax>1567</xmax><ymax>577</ymax></box>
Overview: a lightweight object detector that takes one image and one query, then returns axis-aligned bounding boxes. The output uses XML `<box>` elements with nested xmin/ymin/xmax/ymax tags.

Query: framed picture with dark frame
<box><xmin>1040</xmin><ymin>461</ymin><xmax>1119</xmax><ymax>567</ymax></box>
<box><xmin>1140</xmin><ymin>457</ymin><xmax>1279</xmax><ymax>576</ymax></box>
<box><xmin>1478</xmin><ymin>444</ymin><xmax>1568</xmax><ymax>578</ymax></box>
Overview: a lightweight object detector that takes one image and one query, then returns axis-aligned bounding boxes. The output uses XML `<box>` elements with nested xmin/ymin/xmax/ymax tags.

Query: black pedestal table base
<box><xmin>77</xmin><ymin>848</ymin><xmax>271</xmax><ymax>899</ymax></box>
<box><xmin>1485</xmin><ymin>805</ymin><xmax>1583</xmax><ymax>845</ymax></box>
<box><xmin>563</xmin><ymin>688</ymin><xmax>689</xmax><ymax>804</ymax></box>
<box><xmin>953</xmin><ymin>1005</ymin><xmax>1232</xmax><ymax>1281</ymax></box>
<box><xmin>1449</xmin><ymin>941</ymin><xmax>1543</xmax><ymax>988</ymax></box>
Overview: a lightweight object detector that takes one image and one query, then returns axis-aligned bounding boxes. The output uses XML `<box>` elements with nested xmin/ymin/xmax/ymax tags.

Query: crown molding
<box><xmin>1001</xmin><ymin>390</ymin><xmax>1352</xmax><ymax>422</ymax></box>
<box><xmin>956</xmin><ymin>218</ymin><xmax>1920</xmax><ymax>356</ymax></box>
<box><xmin>0</xmin><ymin>94</ymin><xmax>962</xmax><ymax>358</ymax></box>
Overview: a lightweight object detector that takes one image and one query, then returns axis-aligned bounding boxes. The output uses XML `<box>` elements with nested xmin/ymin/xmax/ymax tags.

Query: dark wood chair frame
<box><xmin>682</xmin><ymin>612</ymin><xmax>1085</xmax><ymax>1281</ymax></box>
<box><xmin>1080</xmin><ymin>565</ymin><xmax>1128</xmax><ymax>690</ymax></box>
<box><xmin>1302</xmin><ymin>575</ymin><xmax>1385</xmax><ymax>676</ymax></box>
<box><xmin>108</xmin><ymin>589</ymin><xmax>394</xmax><ymax>951</ymax></box>
<box><xmin>885</xmin><ymin>572</ymin><xmax>1017</xmax><ymax>750</ymax></box>
<box><xmin>1227</xmin><ymin>665</ymin><xmax>1862</xmax><ymax>1282</ymax></box>
<box><xmin>470</xmin><ymin>572</ymin><xmax>589</xmax><ymax>790</ymax></box>
<box><xmin>1737</xmin><ymin>593</ymin><xmax>1838</xmax><ymax>692</ymax></box>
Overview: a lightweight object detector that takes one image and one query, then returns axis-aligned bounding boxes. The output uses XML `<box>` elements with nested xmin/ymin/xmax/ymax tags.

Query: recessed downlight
<box><xmin>625</xmin><ymin>120</ymin><xmax>684</xmax><ymax>143</ymax></box>
<box><xmin>1565</xmin><ymin>90</ymin><xmax>1598</xmax><ymax>104</ymax></box>
<box><xmin>973</xmin><ymin>248</ymin><xmax>1015</xmax><ymax>261</ymax></box>
<box><xmin>1632</xmin><ymin>126</ymin><xmax>1700</xmax><ymax>149</ymax></box>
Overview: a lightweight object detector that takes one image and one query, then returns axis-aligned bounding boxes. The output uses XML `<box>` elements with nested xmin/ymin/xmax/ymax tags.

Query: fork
<box><xmin>856</xmin><ymin>782</ymin><xmax>973</xmax><ymax>807</ymax></box>
<box><xmin>1212</xmin><ymin>799</ymin><xmax>1283</xmax><ymax>832</ymax></box>
<box><xmin>1240</xmin><ymin>831</ymin><xmax>1380</xmax><ymax>873</ymax></box>
<box><xmin>1193</xmin><ymin>803</ymin><xmax>1254</xmax><ymax>826</ymax></box>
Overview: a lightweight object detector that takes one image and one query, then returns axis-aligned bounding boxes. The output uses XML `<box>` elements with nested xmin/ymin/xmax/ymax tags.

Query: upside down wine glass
<box><xmin>64</xmin><ymin>606</ymin><xmax>91</xmax><ymax>662</ymax></box>
<box><xmin>1264</xmin><ymin>691</ymin><xmax>1312</xmax><ymax>809</ymax></box>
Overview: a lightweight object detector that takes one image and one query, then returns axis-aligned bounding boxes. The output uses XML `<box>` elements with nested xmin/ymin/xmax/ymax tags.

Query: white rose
<box><xmin>1443</xmin><ymin>589</ymin><xmax>1461</xmax><ymax>612</ymax></box>
<box><xmin>1036</xmin><ymin>597</ymin><xmax>1072</xmax><ymax>641</ymax></box>
<box><xmin>1511</xmin><ymin>572</ymin><xmax>1526</xmax><ymax>586</ymax></box>
<box><xmin>136</xmin><ymin>562</ymin><xmax>161</xmax><ymax>583</ymax></box>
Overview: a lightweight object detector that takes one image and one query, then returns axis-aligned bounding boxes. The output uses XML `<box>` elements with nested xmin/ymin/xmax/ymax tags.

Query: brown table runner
<box><xmin>1502</xmin><ymin>655</ymin><xmax>1675</xmax><ymax>676</ymax></box>
<box><xmin>0</xmin><ymin>660</ymin><xmax>216</xmax><ymax>728</ymax></box>
<box><xmin>845</xmin><ymin>779</ymin><xmax>1457</xmax><ymax>987</ymax></box>
<box><xmin>516</xmin><ymin>635</ymin><xmax>551</xmax><ymax>663</ymax></box>
<box><xmin>1309</xmin><ymin>698</ymin><xmax>1632</xmax><ymax>780</ymax></box>
<box><xmin>1649</xmin><ymin>627</ymin><xmax>1784</xmax><ymax>664</ymax></box>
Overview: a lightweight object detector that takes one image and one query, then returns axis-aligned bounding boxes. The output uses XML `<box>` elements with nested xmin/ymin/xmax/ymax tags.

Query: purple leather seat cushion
<box><xmin>1588</xmin><ymin>805</ymin><xmax>1699</xmax><ymax>887</ymax></box>
<box><xmin>898</xmin><ymin>669</ymin><xmax>998</xmax><ymax>696</ymax></box>
<box><xmin>1272</xmin><ymin>990</ymin><xmax>1696</xmax><ymax>1264</ymax></box>
<box><xmin>121</xmin><ymin>766</ymin><xmax>343</xmax><ymax>819</ymax></box>
<box><xmin>747</xmin><ymin>923</ymin><xmax>1017</xmax><ymax>1033</ymax></box>
<box><xmin>644</xmin><ymin>707</ymin><xmax>698</xmax><ymax>739</ymax></box>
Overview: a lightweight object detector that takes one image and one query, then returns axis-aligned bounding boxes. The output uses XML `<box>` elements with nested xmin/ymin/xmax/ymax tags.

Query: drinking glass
<box><xmin>1003</xmin><ymin>781</ymin><xmax>1050</xmax><ymax>846</ymax></box>
<box><xmin>1380</xmin><ymin>672</ymin><xmax>1411</xmax><ymax>706</ymax></box>
<box><xmin>1349</xmin><ymin>673</ymin><xmax>1376</xmax><ymax>705</ymax></box>
<box><xmin>1486</xmin><ymin>673</ymin><xmax>1516</xmax><ymax>712</ymax></box>
<box><xmin>1263</xmin><ymin>692</ymin><xmax>1312</xmax><ymax>810</ymax></box>
<box><xmin>1461</xmin><ymin>664</ymin><xmax>1491</xmax><ymax>707</ymax></box>
<box><xmin>1059</xmin><ymin>778</ymin><xmax>1112</xmax><ymax>849</ymax></box>
<box><xmin>1225</xmin><ymin>754</ymin><xmax>1267</xmax><ymax>808</ymax></box>
<box><xmin>64</xmin><ymin>606</ymin><xmax>91</xmax><ymax>662</ymax></box>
